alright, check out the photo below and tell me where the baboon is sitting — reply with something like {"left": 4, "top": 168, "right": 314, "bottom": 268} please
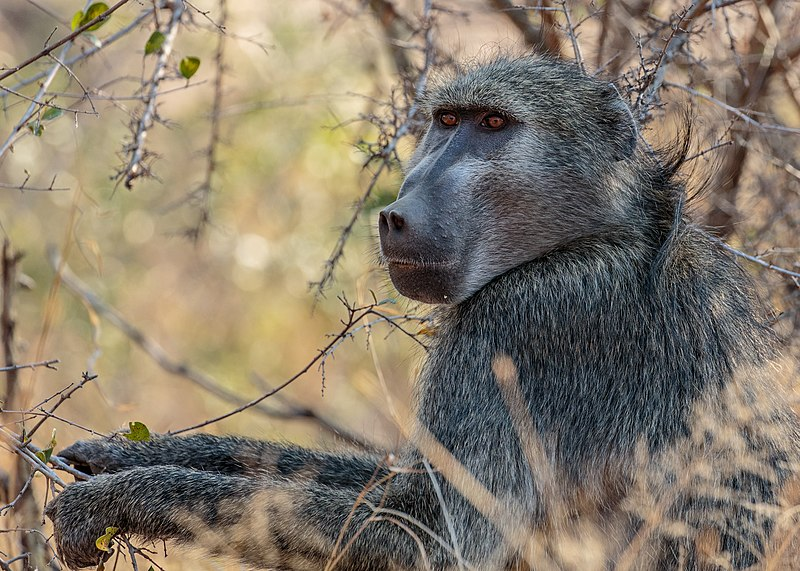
{"left": 46, "top": 57, "right": 799, "bottom": 570}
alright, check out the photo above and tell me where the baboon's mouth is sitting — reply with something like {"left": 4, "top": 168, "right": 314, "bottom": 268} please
{"left": 384, "top": 258, "right": 462, "bottom": 304}
{"left": 384, "top": 258, "right": 457, "bottom": 269}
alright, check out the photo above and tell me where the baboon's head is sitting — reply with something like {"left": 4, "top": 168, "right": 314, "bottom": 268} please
{"left": 379, "top": 57, "right": 638, "bottom": 304}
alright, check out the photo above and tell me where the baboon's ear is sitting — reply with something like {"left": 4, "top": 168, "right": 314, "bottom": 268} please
{"left": 605, "top": 83, "right": 638, "bottom": 161}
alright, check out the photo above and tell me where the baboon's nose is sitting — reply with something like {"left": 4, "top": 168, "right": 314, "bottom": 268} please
{"left": 379, "top": 208, "right": 406, "bottom": 234}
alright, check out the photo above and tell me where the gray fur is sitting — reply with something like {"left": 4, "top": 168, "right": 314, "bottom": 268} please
{"left": 47, "top": 56, "right": 798, "bottom": 570}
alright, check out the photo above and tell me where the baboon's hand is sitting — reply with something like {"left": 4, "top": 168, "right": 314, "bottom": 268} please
{"left": 58, "top": 438, "right": 142, "bottom": 474}
{"left": 45, "top": 480, "right": 114, "bottom": 569}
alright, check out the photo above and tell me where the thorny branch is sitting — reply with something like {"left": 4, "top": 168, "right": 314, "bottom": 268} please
{"left": 185, "top": 0, "right": 228, "bottom": 240}
{"left": 2, "top": 8, "right": 155, "bottom": 95}
{"left": 0, "top": 1, "right": 154, "bottom": 162}
{"left": 0, "top": 33, "right": 77, "bottom": 160}
{"left": 0, "top": 170, "right": 69, "bottom": 192}
{"left": 47, "top": 248, "right": 374, "bottom": 448}
{"left": 0, "top": 0, "right": 134, "bottom": 83}
{"left": 634, "top": 2, "right": 701, "bottom": 118}
{"left": 311, "top": 0, "right": 436, "bottom": 297}
{"left": 22, "top": 372, "right": 98, "bottom": 444}
{"left": 116, "top": 1, "right": 186, "bottom": 189}
{"left": 170, "top": 296, "right": 418, "bottom": 435}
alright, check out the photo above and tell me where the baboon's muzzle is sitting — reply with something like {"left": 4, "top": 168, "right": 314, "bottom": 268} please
{"left": 379, "top": 200, "right": 463, "bottom": 304}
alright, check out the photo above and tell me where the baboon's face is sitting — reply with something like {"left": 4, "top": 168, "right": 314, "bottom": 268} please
{"left": 379, "top": 109, "right": 519, "bottom": 304}
{"left": 379, "top": 58, "right": 637, "bottom": 304}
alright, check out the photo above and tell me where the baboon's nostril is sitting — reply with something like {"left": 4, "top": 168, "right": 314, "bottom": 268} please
{"left": 380, "top": 209, "right": 405, "bottom": 233}
{"left": 389, "top": 211, "right": 405, "bottom": 231}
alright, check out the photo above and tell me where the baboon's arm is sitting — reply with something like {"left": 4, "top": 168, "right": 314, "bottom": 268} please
{"left": 46, "top": 462, "right": 438, "bottom": 570}
{"left": 59, "top": 434, "right": 379, "bottom": 478}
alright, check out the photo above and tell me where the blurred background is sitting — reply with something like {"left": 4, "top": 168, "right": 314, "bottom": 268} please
{"left": 0, "top": 0, "right": 798, "bottom": 568}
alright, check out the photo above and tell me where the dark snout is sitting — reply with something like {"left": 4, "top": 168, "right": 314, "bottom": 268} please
{"left": 379, "top": 191, "right": 465, "bottom": 304}
{"left": 378, "top": 198, "right": 415, "bottom": 249}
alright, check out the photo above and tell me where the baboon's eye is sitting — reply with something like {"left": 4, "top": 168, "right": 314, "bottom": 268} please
{"left": 438, "top": 112, "right": 458, "bottom": 127}
{"left": 481, "top": 114, "right": 507, "bottom": 130}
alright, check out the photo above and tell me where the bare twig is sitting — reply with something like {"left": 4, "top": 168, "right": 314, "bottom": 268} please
{"left": 0, "top": 428, "right": 68, "bottom": 487}
{"left": 0, "top": 181, "right": 69, "bottom": 192}
{"left": 0, "top": 553, "right": 29, "bottom": 571}
{"left": 0, "top": 473, "right": 34, "bottom": 516}
{"left": 0, "top": 84, "right": 95, "bottom": 115}
{"left": 16, "top": 409, "right": 101, "bottom": 437}
{"left": 705, "top": 233, "right": 800, "bottom": 281}
{"left": 684, "top": 140, "right": 734, "bottom": 162}
{"left": 557, "top": 0, "right": 583, "bottom": 71}
{"left": 0, "top": 359, "right": 59, "bottom": 372}
{"left": 665, "top": 81, "right": 800, "bottom": 135}
{"left": 249, "top": 373, "right": 370, "bottom": 446}
{"left": 489, "top": 0, "right": 561, "bottom": 56}
{"left": 22, "top": 372, "right": 97, "bottom": 443}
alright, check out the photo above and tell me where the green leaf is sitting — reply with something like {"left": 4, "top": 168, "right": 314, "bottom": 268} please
{"left": 41, "top": 107, "right": 63, "bottom": 121}
{"left": 27, "top": 121, "right": 44, "bottom": 137}
{"left": 80, "top": 2, "right": 110, "bottom": 32}
{"left": 71, "top": 10, "right": 83, "bottom": 31}
{"left": 179, "top": 56, "right": 201, "bottom": 79}
{"left": 35, "top": 430, "right": 56, "bottom": 461}
{"left": 144, "top": 31, "right": 165, "bottom": 55}
{"left": 35, "top": 429, "right": 57, "bottom": 463}
{"left": 95, "top": 526, "right": 118, "bottom": 552}
{"left": 123, "top": 421, "right": 151, "bottom": 442}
